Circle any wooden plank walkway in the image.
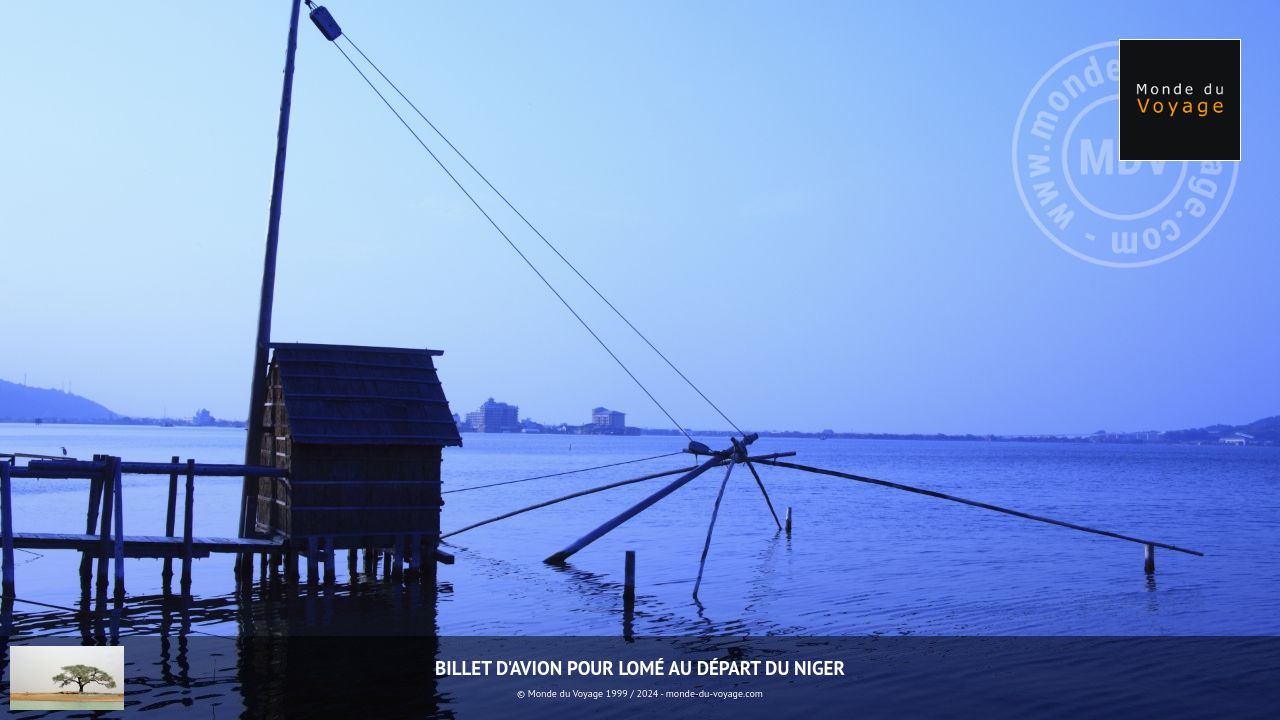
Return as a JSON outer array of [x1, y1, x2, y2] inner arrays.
[[12, 533, 283, 558]]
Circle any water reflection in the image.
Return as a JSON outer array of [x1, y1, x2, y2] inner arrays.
[[2, 572, 448, 718]]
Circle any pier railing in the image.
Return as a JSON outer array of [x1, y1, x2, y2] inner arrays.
[[1, 455, 287, 600]]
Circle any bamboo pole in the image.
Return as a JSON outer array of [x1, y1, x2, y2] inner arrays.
[[757, 459, 1204, 557], [692, 461, 736, 601]]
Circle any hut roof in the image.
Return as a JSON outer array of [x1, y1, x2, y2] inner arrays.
[[270, 342, 462, 447]]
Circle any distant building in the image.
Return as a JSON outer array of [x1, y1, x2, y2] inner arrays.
[[588, 406, 627, 434], [465, 398, 521, 433]]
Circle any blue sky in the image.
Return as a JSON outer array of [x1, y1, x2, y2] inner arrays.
[[1, 1, 1275, 434]]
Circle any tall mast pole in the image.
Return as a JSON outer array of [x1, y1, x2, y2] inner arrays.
[[240, 0, 304, 541]]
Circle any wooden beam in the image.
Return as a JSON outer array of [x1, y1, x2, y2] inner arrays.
[[757, 459, 1204, 557], [742, 459, 782, 530], [545, 452, 728, 565], [693, 461, 736, 601], [443, 463, 712, 541]]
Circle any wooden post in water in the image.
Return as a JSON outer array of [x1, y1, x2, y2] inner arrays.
[[347, 548, 357, 580], [181, 459, 195, 593], [407, 535, 422, 581], [382, 550, 392, 578], [80, 458, 105, 584], [391, 536, 404, 582], [785, 507, 792, 536], [623, 550, 636, 611], [111, 457, 125, 599], [95, 461, 115, 593], [162, 455, 179, 583], [307, 537, 319, 585], [1144, 544, 1156, 574], [363, 546, 375, 576], [1, 461, 15, 600], [323, 537, 336, 585]]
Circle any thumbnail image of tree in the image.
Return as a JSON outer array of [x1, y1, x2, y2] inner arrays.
[[51, 665, 117, 694]]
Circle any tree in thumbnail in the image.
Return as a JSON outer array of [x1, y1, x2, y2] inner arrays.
[[51, 665, 117, 694]]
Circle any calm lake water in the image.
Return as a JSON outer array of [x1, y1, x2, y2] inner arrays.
[[3, 425, 1278, 718], [1, 424, 1276, 636]]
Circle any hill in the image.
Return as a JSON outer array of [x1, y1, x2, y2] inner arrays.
[[0, 379, 117, 422]]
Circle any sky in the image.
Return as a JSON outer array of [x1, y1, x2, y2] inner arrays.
[[1, 1, 1276, 435], [8, 645, 124, 693]]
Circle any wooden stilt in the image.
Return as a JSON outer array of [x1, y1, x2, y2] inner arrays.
[[307, 537, 318, 585], [323, 537, 336, 584], [80, 463, 105, 583], [1, 461, 15, 600], [391, 536, 404, 582], [363, 546, 375, 576], [95, 462, 115, 592], [382, 550, 392, 578], [162, 455, 178, 581], [785, 507, 792, 536], [407, 534, 421, 581], [347, 548, 357, 581], [285, 548, 298, 582], [1144, 544, 1156, 574], [181, 459, 195, 593], [110, 457, 125, 599]]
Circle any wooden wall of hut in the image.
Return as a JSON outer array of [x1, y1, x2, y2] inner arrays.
[[249, 343, 462, 551]]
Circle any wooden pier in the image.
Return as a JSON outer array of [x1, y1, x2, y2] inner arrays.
[[1, 455, 289, 600]]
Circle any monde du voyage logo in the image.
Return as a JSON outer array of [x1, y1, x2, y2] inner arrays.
[[1012, 40, 1240, 268]]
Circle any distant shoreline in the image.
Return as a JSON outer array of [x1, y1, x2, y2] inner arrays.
[[0, 417, 245, 429], [4, 418, 1274, 447]]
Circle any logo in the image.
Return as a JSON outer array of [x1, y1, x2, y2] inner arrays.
[[1012, 42, 1238, 268]]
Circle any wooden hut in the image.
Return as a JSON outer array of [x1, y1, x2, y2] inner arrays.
[[249, 343, 461, 562]]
